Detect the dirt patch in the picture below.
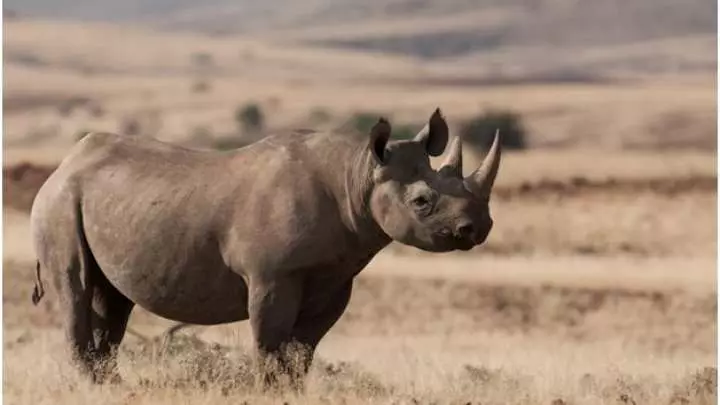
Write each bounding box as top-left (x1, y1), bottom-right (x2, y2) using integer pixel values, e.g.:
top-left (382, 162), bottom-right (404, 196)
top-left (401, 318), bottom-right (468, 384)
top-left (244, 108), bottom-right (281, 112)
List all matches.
top-left (3, 163), bottom-right (56, 213)
top-left (495, 175), bottom-right (717, 200)
top-left (343, 275), bottom-right (716, 353)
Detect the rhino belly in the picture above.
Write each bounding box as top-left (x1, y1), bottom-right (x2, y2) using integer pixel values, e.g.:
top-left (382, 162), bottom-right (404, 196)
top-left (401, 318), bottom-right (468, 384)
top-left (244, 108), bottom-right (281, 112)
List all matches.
top-left (96, 257), bottom-right (250, 325)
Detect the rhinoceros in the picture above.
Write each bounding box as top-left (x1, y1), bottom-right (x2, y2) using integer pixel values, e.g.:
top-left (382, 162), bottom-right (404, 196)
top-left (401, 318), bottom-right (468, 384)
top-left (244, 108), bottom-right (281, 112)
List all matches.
top-left (30, 108), bottom-right (501, 389)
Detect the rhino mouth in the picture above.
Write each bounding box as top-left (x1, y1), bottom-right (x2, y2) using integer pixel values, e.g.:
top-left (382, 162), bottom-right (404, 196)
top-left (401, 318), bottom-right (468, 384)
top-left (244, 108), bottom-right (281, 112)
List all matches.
top-left (412, 234), bottom-right (480, 253)
top-left (455, 241), bottom-right (476, 251)
top-left (451, 229), bottom-right (492, 251)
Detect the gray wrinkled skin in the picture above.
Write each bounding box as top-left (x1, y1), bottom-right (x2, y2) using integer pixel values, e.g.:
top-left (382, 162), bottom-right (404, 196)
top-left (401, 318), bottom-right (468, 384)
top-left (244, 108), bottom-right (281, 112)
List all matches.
top-left (29, 108), bottom-right (501, 389)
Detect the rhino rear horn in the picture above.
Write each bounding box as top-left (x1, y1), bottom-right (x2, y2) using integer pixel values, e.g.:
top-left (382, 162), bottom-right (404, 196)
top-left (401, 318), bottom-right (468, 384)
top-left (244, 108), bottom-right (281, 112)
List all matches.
top-left (464, 129), bottom-right (501, 198)
top-left (438, 135), bottom-right (463, 178)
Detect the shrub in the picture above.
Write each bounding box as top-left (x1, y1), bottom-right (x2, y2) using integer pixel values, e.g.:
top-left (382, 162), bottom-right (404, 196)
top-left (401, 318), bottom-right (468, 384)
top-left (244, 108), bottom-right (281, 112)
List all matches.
top-left (185, 126), bottom-right (254, 151)
top-left (459, 109), bottom-right (527, 150)
top-left (88, 102), bottom-right (105, 118)
top-left (191, 79), bottom-right (211, 94)
top-left (57, 96), bottom-right (93, 117)
top-left (188, 125), bottom-right (213, 144)
top-left (347, 112), bottom-right (421, 140)
top-left (119, 117), bottom-right (141, 136)
top-left (309, 108), bottom-right (332, 125)
top-left (349, 112), bottom-right (381, 133)
top-left (10, 52), bottom-right (45, 68)
top-left (393, 124), bottom-right (421, 141)
top-left (190, 52), bottom-right (214, 68)
top-left (235, 103), bottom-right (265, 134)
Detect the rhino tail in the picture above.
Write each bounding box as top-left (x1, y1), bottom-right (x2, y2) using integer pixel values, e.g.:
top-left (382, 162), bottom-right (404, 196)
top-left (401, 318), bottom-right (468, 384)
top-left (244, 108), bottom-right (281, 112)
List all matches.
top-left (31, 260), bottom-right (45, 305)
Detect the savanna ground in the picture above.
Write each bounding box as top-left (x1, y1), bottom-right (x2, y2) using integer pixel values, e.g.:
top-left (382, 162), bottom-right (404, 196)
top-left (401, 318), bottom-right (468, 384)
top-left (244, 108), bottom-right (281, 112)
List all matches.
top-left (2, 15), bottom-right (718, 405)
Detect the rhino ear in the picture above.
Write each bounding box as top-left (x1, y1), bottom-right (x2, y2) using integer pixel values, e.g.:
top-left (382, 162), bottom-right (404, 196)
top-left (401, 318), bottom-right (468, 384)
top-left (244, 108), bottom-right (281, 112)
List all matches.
top-left (369, 117), bottom-right (392, 164)
top-left (414, 107), bottom-right (449, 157)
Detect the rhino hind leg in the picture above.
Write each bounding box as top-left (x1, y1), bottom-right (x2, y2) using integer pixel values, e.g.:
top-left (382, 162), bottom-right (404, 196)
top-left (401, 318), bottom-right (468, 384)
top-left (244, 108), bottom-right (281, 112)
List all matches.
top-left (59, 260), bottom-right (97, 380)
top-left (90, 270), bottom-right (134, 384)
top-left (35, 195), bottom-right (122, 384)
top-left (51, 235), bottom-right (103, 382)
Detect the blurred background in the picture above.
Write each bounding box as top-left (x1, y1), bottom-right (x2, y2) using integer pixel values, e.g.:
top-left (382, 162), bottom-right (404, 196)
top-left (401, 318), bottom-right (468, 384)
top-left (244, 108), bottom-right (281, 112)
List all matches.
top-left (2, 1), bottom-right (717, 404)
top-left (3, 0), bottom-right (717, 155)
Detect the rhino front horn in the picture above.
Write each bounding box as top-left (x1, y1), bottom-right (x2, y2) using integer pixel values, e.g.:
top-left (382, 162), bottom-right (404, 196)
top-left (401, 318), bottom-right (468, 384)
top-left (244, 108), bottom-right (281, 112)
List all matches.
top-left (465, 129), bottom-right (501, 198)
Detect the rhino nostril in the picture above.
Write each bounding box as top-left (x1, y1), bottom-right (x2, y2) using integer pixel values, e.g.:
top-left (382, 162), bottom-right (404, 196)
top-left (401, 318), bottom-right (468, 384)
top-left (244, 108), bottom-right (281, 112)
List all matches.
top-left (456, 222), bottom-right (474, 239)
top-left (438, 228), bottom-right (452, 237)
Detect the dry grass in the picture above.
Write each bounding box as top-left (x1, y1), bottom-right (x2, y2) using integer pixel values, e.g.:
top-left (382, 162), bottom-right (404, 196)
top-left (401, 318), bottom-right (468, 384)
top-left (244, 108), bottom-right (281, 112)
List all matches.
top-left (4, 253), bottom-right (716, 404)
top-left (3, 329), bottom-right (717, 405)
top-left (3, 149), bottom-right (716, 404)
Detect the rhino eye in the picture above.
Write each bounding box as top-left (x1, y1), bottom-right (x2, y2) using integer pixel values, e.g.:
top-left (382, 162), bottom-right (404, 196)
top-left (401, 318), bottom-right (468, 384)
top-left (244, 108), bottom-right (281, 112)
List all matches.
top-left (411, 195), bottom-right (432, 213)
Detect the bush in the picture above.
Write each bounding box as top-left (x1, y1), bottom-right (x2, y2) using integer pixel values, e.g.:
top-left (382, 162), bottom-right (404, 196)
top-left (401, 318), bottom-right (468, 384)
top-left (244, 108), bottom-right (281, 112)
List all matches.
top-left (188, 125), bottom-right (213, 144)
top-left (309, 107), bottom-right (332, 125)
top-left (190, 52), bottom-right (214, 68)
top-left (349, 112), bottom-right (381, 133)
top-left (348, 112), bottom-right (420, 140)
top-left (191, 79), bottom-right (211, 94)
top-left (393, 124), bottom-right (421, 141)
top-left (57, 96), bottom-right (93, 117)
top-left (88, 102), bottom-right (105, 118)
top-left (119, 117), bottom-right (141, 136)
top-left (234, 103), bottom-right (265, 134)
top-left (459, 109), bottom-right (527, 150)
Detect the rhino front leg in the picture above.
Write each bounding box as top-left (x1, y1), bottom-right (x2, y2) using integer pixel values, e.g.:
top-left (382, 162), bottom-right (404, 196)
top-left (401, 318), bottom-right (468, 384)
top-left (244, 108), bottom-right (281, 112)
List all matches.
top-left (248, 275), bottom-right (302, 391)
top-left (290, 281), bottom-right (353, 385)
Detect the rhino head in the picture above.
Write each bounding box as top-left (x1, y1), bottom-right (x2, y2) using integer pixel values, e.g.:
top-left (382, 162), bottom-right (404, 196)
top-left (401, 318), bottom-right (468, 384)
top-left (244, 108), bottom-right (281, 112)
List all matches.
top-left (366, 108), bottom-right (501, 252)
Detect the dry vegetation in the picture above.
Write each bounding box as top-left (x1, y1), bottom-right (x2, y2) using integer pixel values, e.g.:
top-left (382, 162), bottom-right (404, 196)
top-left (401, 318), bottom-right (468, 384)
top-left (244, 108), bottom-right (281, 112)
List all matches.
top-left (2, 7), bottom-right (717, 405)
top-left (4, 153), bottom-right (716, 404)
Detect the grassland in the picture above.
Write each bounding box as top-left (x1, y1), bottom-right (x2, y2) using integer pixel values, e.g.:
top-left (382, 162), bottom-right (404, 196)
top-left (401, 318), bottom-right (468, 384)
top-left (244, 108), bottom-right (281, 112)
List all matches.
top-left (4, 151), bottom-right (716, 404)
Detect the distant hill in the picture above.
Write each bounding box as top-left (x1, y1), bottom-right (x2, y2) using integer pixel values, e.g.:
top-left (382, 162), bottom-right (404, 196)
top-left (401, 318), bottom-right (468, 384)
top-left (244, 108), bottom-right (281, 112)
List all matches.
top-left (5, 0), bottom-right (717, 80)
top-left (6, 0), bottom-right (715, 44)
top-left (5, 0), bottom-right (716, 78)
